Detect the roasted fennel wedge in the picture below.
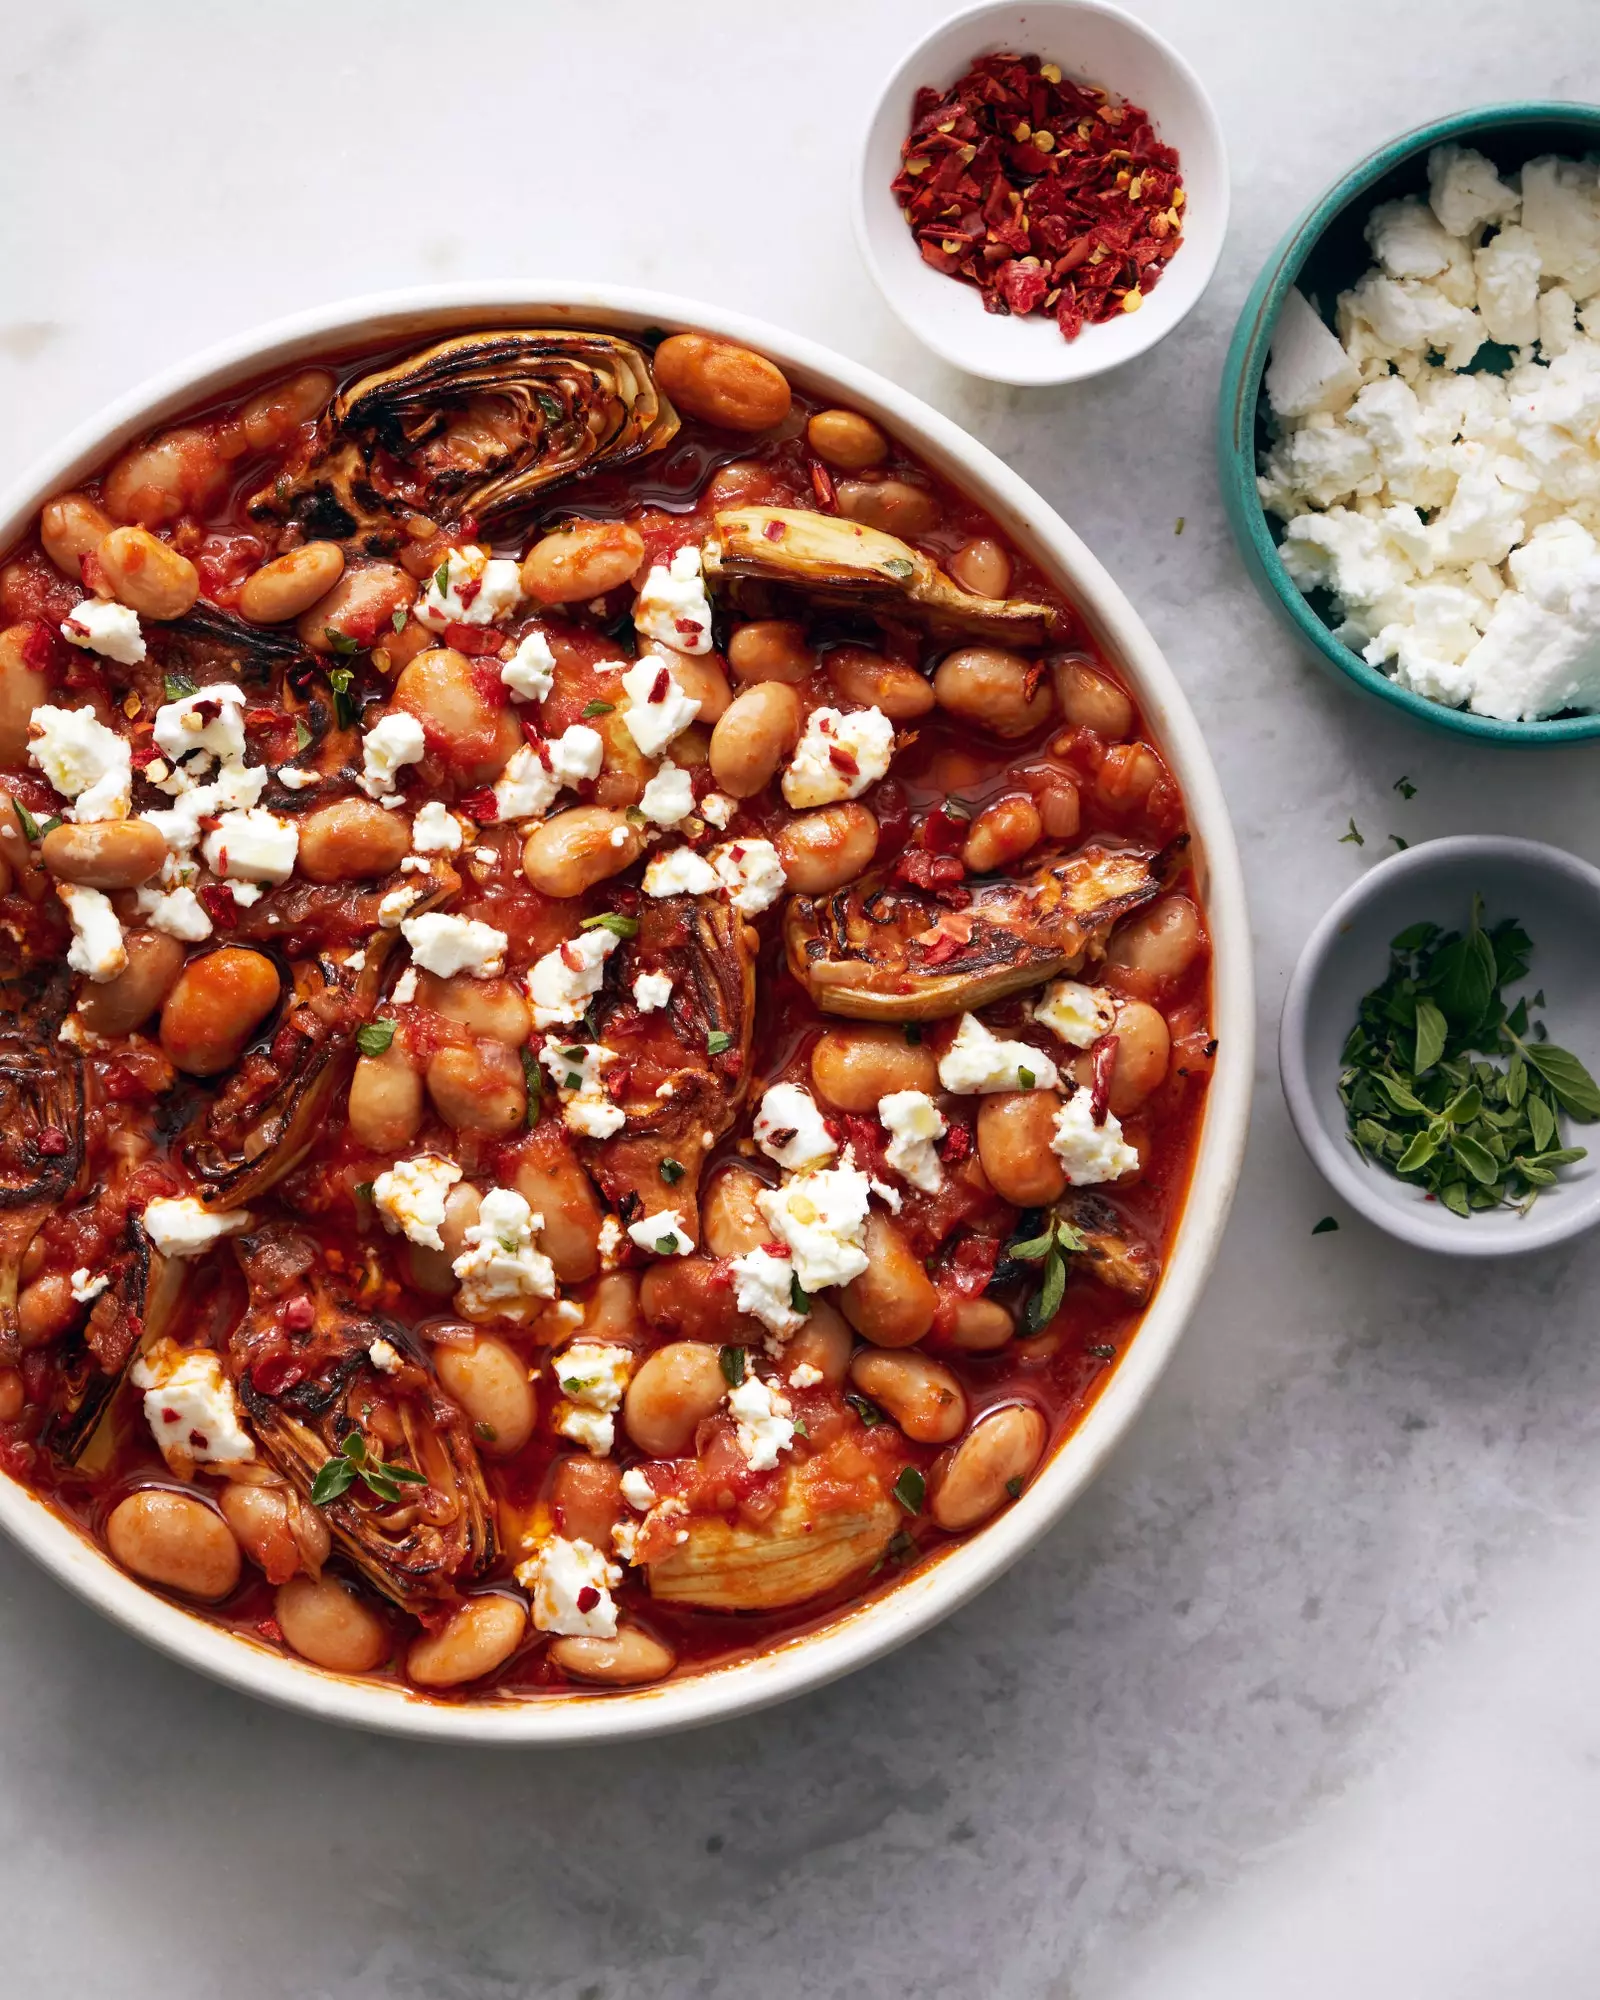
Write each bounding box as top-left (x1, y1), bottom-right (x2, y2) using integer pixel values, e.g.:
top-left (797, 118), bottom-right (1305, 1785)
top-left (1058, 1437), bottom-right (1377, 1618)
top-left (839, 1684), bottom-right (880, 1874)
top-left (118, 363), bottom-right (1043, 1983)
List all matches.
top-left (785, 839), bottom-right (1176, 1021)
top-left (702, 506), bottom-right (1061, 645)
top-left (231, 1228), bottom-right (494, 1611)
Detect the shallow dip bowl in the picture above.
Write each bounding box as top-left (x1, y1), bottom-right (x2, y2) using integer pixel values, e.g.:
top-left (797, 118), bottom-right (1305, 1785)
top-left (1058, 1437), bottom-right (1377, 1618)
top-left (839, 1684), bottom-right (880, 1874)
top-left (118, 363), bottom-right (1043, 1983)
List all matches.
top-left (0, 285), bottom-right (1251, 1743)
top-left (1217, 102), bottom-right (1600, 746)
top-left (1280, 836), bottom-right (1600, 1254)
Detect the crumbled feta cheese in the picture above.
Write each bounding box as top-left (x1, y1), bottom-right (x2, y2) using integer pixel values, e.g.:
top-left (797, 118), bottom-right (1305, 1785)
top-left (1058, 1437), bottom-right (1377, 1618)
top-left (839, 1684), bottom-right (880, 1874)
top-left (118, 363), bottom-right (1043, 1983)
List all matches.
top-left (415, 544), bottom-right (524, 631)
top-left (878, 1089), bottom-right (946, 1193)
top-left (60, 598), bottom-right (145, 666)
top-left (788, 1361), bottom-right (824, 1389)
top-left (501, 629), bottom-right (557, 702)
top-left (639, 760), bottom-right (695, 826)
top-left (1264, 289), bottom-right (1362, 419)
top-left (781, 705), bottom-right (895, 808)
top-left (411, 801), bottom-right (462, 853)
top-left (58, 882), bottom-right (127, 984)
top-left (401, 911), bottom-right (508, 978)
top-left (492, 724), bottom-right (604, 822)
top-left (516, 1535), bottom-right (621, 1637)
top-left (755, 1149), bottom-right (872, 1291)
top-left (1050, 1091), bottom-right (1139, 1185)
top-left (597, 1215), bottom-right (625, 1267)
top-left (131, 1339), bottom-right (255, 1466)
top-left (29, 705), bottom-right (133, 824)
top-left (620, 652), bottom-right (701, 757)
top-left (1428, 144), bottom-right (1520, 239)
top-left (391, 966), bottom-right (417, 1003)
top-left (643, 845), bottom-right (718, 897)
top-left (372, 1152), bottom-right (462, 1252)
top-left (730, 1245), bottom-right (804, 1340)
top-left (1366, 195), bottom-right (1466, 286)
top-left (632, 969), bottom-right (673, 1012)
top-left (754, 1082), bottom-right (837, 1170)
top-left (153, 684), bottom-right (248, 770)
top-left (135, 884), bottom-right (212, 942)
top-left (540, 1036), bottom-right (624, 1139)
top-left (552, 1341), bottom-right (633, 1456)
top-left (699, 790), bottom-right (736, 829)
top-left (710, 837), bottom-right (786, 914)
top-left (1033, 978), bottom-right (1117, 1049)
top-left (526, 927), bottom-right (619, 1028)
top-left (627, 1208), bottom-right (694, 1257)
top-left (378, 884), bottom-right (424, 927)
top-left (726, 1370), bottom-right (795, 1471)
top-left (1464, 517), bottom-right (1600, 718)
top-left (1475, 225), bottom-right (1543, 347)
top-left (275, 765), bottom-right (318, 791)
top-left (633, 544), bottom-right (713, 656)
top-left (937, 1013), bottom-right (1060, 1094)
top-left (368, 1338), bottom-right (403, 1375)
top-left (359, 711), bottom-right (426, 800)
top-left (201, 807), bottom-right (298, 884)
top-left (620, 1467), bottom-right (656, 1511)
top-left (141, 1195), bottom-right (253, 1258)
top-left (1519, 156), bottom-right (1600, 295)
top-left (452, 1187), bottom-right (557, 1320)
top-left (70, 1267), bottom-right (109, 1304)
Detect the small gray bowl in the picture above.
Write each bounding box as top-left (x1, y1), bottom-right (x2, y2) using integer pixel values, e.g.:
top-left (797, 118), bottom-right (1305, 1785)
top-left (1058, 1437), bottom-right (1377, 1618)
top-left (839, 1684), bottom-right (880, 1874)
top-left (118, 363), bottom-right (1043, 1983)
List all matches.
top-left (1280, 837), bottom-right (1600, 1255)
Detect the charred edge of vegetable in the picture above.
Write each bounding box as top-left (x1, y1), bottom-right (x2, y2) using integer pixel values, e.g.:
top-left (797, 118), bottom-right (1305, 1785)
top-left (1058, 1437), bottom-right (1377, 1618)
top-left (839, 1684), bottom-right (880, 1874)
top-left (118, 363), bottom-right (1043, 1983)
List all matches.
top-left (0, 1037), bottom-right (85, 1207)
top-left (163, 603), bottom-right (318, 684)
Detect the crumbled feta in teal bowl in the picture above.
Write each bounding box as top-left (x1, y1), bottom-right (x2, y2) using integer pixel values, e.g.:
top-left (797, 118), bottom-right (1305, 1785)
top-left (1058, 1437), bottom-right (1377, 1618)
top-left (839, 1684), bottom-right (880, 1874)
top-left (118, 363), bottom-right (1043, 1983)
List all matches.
top-left (1219, 103), bottom-right (1600, 743)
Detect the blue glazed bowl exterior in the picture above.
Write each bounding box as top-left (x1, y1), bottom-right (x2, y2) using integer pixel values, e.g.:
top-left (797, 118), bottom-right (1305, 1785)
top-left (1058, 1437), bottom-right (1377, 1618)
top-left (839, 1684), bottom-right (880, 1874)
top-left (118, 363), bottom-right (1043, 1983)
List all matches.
top-left (1217, 103), bottom-right (1600, 746)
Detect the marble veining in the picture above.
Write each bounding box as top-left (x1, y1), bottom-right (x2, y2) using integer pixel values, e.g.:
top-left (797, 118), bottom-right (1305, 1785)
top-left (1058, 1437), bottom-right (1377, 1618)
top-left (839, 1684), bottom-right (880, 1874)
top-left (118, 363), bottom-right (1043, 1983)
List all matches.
top-left (3, 2), bottom-right (1600, 1994)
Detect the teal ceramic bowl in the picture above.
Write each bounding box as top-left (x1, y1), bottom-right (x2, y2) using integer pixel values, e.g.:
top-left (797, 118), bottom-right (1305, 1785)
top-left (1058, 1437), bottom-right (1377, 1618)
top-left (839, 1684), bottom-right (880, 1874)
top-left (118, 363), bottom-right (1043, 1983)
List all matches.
top-left (1217, 102), bottom-right (1600, 746)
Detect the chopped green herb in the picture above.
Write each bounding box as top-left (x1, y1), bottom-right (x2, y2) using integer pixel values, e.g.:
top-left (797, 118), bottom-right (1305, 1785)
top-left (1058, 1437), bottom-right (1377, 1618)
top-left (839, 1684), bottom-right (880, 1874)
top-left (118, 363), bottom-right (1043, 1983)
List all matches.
top-left (1175, 516), bottom-right (1185, 535)
top-left (653, 1233), bottom-right (679, 1255)
top-left (881, 557), bottom-right (916, 579)
top-left (886, 1529), bottom-right (916, 1562)
top-left (1005, 1476), bottom-right (1025, 1498)
top-left (719, 1345), bottom-right (747, 1388)
top-left (1389, 835), bottom-right (1409, 851)
top-left (355, 1020), bottom-right (395, 1057)
top-left (1016, 1218), bottom-right (1084, 1332)
top-left (354, 1181), bottom-right (374, 1204)
top-left (660, 1158), bottom-right (685, 1184)
top-left (580, 911), bottom-right (639, 939)
top-left (892, 1466), bottom-right (925, 1514)
top-left (391, 607), bottom-right (408, 633)
top-left (792, 1416), bottom-right (810, 1440)
top-left (324, 664), bottom-right (357, 729)
top-left (12, 800), bottom-right (42, 842)
top-left (1338, 892), bottom-right (1598, 1215)
top-left (293, 718), bottom-right (312, 752)
top-left (1339, 817), bottom-right (1365, 846)
top-left (1017, 1066), bottom-right (1036, 1090)
top-left (324, 628), bottom-right (360, 658)
top-left (1311, 1215), bottom-right (1339, 1235)
top-left (521, 1045), bottom-right (542, 1124)
top-left (310, 1430), bottom-right (428, 1508)
top-left (432, 558), bottom-right (452, 598)
top-left (535, 389), bottom-right (564, 422)
top-left (1394, 775), bottom-right (1417, 799)
top-left (162, 671), bottom-right (198, 700)
top-left (582, 699), bottom-right (615, 718)
top-left (706, 1030), bottom-right (733, 1056)
top-left (789, 1274), bottom-right (810, 1314)
top-left (845, 1392), bottom-right (884, 1427)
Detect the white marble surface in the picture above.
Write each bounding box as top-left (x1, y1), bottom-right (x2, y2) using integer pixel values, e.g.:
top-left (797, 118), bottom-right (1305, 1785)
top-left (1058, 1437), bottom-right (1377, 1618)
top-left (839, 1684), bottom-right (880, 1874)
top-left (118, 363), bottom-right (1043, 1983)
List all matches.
top-left (4, 2), bottom-right (1600, 1993)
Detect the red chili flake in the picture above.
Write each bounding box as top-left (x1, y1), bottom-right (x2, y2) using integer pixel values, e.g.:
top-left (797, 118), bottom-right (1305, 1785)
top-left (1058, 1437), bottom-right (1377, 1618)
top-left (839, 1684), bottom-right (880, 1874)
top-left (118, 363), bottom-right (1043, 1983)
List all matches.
top-left (575, 1586), bottom-right (601, 1614)
top-left (199, 883), bottom-right (239, 930)
top-left (828, 744), bottom-right (860, 776)
top-left (674, 618), bottom-right (703, 639)
top-left (919, 930), bottom-right (964, 967)
top-left (809, 459), bottom-right (837, 511)
top-left (920, 807), bottom-right (969, 856)
top-left (36, 1128), bottom-right (67, 1157)
top-left (283, 1297), bottom-right (315, 1333)
top-left (160, 1407), bottom-right (181, 1425)
top-left (1087, 1032), bottom-right (1120, 1124)
top-left (938, 1123), bottom-right (972, 1164)
top-left (762, 520), bottom-right (787, 542)
top-left (893, 848), bottom-right (966, 893)
top-left (245, 707), bottom-right (280, 730)
top-left (457, 788), bottom-right (497, 823)
top-left (19, 618), bottom-right (59, 673)
top-left (247, 1352), bottom-right (306, 1397)
top-left (188, 1429), bottom-right (210, 1451)
top-left (890, 52), bottom-right (1184, 342)
top-left (649, 667), bottom-right (670, 703)
top-left (457, 576), bottom-right (483, 610)
top-left (255, 1616), bottom-right (284, 1645)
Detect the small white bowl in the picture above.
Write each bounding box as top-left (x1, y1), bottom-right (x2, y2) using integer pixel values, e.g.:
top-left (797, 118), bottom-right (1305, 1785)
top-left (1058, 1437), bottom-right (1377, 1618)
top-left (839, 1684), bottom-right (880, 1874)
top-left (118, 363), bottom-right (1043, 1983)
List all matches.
top-left (1280, 837), bottom-right (1600, 1257)
top-left (854, 0), bottom-right (1229, 385)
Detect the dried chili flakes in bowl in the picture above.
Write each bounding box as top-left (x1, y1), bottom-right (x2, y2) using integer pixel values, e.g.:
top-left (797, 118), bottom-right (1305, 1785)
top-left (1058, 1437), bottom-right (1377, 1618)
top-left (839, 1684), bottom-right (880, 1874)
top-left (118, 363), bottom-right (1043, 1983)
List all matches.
top-left (891, 52), bottom-right (1185, 341)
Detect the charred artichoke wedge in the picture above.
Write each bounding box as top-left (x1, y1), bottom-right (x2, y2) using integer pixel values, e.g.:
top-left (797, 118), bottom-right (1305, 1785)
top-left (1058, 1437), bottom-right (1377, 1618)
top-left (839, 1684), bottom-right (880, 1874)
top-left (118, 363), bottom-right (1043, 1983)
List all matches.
top-left (786, 839), bottom-right (1178, 1021)
top-left (1058, 1191), bottom-right (1160, 1304)
top-left (648, 1461), bottom-right (899, 1612)
top-left (581, 895), bottom-right (756, 1239)
top-left (702, 507), bottom-right (1062, 646)
top-left (44, 1224), bottom-right (187, 1471)
top-left (231, 1229), bottom-right (494, 1611)
top-left (251, 330), bottom-right (679, 547)
top-left (0, 972), bottom-right (85, 1360)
